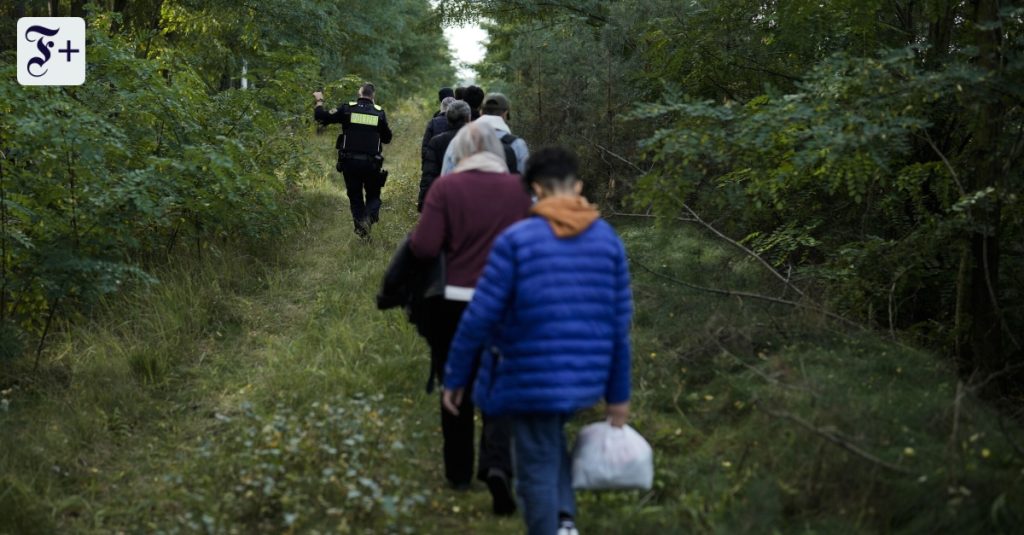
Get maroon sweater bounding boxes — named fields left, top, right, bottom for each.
left=410, top=170, right=531, bottom=289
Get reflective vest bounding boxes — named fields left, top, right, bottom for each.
left=339, top=100, right=385, bottom=156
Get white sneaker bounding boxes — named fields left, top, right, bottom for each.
left=557, top=520, right=579, bottom=535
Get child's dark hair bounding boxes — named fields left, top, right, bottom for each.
left=523, top=147, right=579, bottom=191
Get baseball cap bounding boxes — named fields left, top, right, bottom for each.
left=482, top=92, right=511, bottom=114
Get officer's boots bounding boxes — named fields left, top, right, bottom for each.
left=354, top=219, right=370, bottom=240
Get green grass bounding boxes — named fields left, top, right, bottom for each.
left=2, top=100, right=1022, bottom=534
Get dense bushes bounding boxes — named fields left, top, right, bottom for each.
left=0, top=29, right=303, bottom=360
left=0, top=0, right=453, bottom=361
left=449, top=0, right=1024, bottom=382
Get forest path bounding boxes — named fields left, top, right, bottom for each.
left=1, top=103, right=525, bottom=533
left=8, top=101, right=1003, bottom=535
left=150, top=104, right=531, bottom=532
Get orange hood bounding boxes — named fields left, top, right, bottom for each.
left=531, top=195, right=601, bottom=238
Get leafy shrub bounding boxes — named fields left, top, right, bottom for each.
left=0, top=27, right=303, bottom=358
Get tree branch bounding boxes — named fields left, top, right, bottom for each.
left=630, top=257, right=863, bottom=330
left=757, top=403, right=912, bottom=475
left=918, top=130, right=966, bottom=196
left=584, top=138, right=807, bottom=299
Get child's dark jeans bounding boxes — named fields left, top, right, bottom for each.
left=512, top=413, right=577, bottom=535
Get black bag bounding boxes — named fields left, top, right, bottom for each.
left=377, top=236, right=445, bottom=316
left=377, top=237, right=447, bottom=393
left=500, top=133, right=519, bottom=174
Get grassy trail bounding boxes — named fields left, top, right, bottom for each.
left=1, top=103, right=527, bottom=533
left=2, top=102, right=1021, bottom=534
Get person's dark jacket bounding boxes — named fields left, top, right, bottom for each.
left=377, top=236, right=445, bottom=322
left=377, top=235, right=446, bottom=392
left=421, top=115, right=449, bottom=151
left=419, top=124, right=464, bottom=211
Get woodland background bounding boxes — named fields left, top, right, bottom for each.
left=1, top=1, right=1023, bottom=533
left=446, top=0, right=1024, bottom=387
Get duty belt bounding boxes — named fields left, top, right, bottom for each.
left=341, top=152, right=379, bottom=162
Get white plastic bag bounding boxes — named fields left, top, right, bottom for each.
left=571, top=421, right=654, bottom=490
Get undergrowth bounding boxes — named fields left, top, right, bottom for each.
left=1, top=100, right=1022, bottom=534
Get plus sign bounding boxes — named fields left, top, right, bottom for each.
left=57, top=40, right=79, bottom=62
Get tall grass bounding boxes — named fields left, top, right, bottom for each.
left=1, top=100, right=1022, bottom=534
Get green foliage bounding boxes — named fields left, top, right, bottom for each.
left=461, top=0, right=1024, bottom=370
left=632, top=37, right=1024, bottom=346
left=165, top=396, right=427, bottom=533
left=0, top=108, right=1020, bottom=534
left=615, top=223, right=1024, bottom=533
left=0, top=0, right=453, bottom=360
left=0, top=29, right=292, bottom=345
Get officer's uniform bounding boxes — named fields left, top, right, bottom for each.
left=315, top=97, right=393, bottom=234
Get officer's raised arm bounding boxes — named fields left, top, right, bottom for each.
left=312, top=90, right=344, bottom=124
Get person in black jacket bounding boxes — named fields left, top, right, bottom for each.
left=419, top=100, right=471, bottom=211
left=422, top=96, right=455, bottom=152
left=435, top=87, right=455, bottom=116
left=313, top=83, right=393, bottom=238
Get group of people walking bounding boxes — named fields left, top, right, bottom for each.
left=316, top=83, right=635, bottom=535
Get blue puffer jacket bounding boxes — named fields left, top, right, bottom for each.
left=443, top=215, right=633, bottom=416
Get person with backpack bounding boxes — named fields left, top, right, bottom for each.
left=440, top=92, right=528, bottom=176
left=442, top=147, right=634, bottom=535
left=419, top=100, right=471, bottom=211
left=409, top=122, right=532, bottom=516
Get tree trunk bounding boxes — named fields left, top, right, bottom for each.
left=71, top=0, right=86, bottom=17
left=962, top=0, right=1005, bottom=379
left=48, top=0, right=59, bottom=16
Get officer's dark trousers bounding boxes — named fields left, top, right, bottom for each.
left=421, top=298, right=513, bottom=486
left=339, top=159, right=381, bottom=226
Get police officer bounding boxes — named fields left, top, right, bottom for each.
left=313, top=83, right=393, bottom=238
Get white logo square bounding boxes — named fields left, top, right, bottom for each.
left=17, top=17, right=86, bottom=86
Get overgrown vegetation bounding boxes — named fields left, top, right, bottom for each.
left=449, top=0, right=1024, bottom=390
left=0, top=0, right=453, bottom=361
left=1, top=101, right=1021, bottom=534
left=2, top=1, right=1023, bottom=533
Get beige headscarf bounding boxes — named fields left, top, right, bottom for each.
left=448, top=122, right=510, bottom=174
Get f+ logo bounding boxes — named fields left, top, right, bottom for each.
left=17, top=18, right=86, bottom=86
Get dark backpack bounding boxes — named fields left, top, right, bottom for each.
left=499, top=133, right=519, bottom=174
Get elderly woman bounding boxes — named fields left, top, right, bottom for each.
left=410, top=121, right=531, bottom=515
left=422, top=95, right=456, bottom=151
left=419, top=100, right=471, bottom=211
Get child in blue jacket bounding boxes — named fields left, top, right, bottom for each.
left=442, top=147, right=633, bottom=535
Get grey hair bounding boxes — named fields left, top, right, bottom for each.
left=445, top=100, right=471, bottom=127
left=447, top=121, right=505, bottom=166
left=440, top=96, right=456, bottom=113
